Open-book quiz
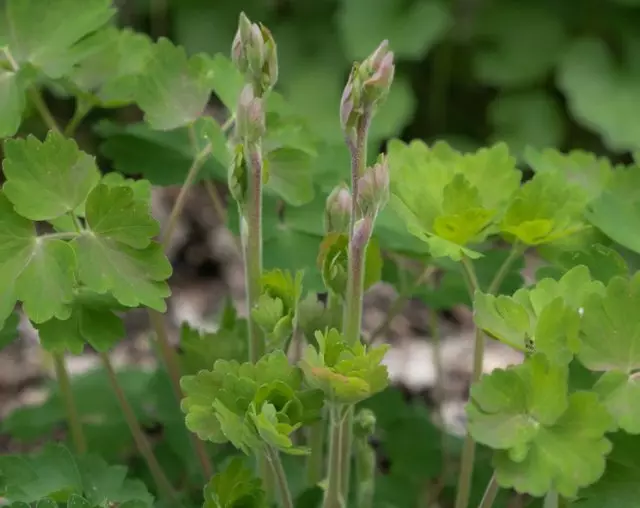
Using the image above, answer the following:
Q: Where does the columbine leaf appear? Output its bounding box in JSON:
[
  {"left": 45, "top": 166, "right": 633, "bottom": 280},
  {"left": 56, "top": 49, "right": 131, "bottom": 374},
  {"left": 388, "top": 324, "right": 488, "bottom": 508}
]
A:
[
  {"left": 0, "top": 311, "right": 19, "bottom": 350},
  {"left": 5, "top": 0, "right": 115, "bottom": 78},
  {"left": 388, "top": 139, "right": 520, "bottom": 260},
  {"left": 500, "top": 171, "right": 588, "bottom": 246},
  {"left": 578, "top": 273, "right": 640, "bottom": 433},
  {"left": 203, "top": 456, "right": 266, "bottom": 508},
  {"left": 467, "top": 354, "right": 613, "bottom": 497},
  {"left": 263, "top": 148, "right": 315, "bottom": 206},
  {"left": 0, "top": 443, "right": 82, "bottom": 503},
  {"left": 134, "top": 37, "right": 215, "bottom": 130},
  {"left": 0, "top": 68, "right": 26, "bottom": 138},
  {"left": 0, "top": 193, "right": 76, "bottom": 324},
  {"left": 2, "top": 132, "right": 101, "bottom": 221},
  {"left": 300, "top": 328, "right": 390, "bottom": 405},
  {"left": 71, "top": 184, "right": 171, "bottom": 311},
  {"left": 181, "top": 351, "right": 324, "bottom": 455}
]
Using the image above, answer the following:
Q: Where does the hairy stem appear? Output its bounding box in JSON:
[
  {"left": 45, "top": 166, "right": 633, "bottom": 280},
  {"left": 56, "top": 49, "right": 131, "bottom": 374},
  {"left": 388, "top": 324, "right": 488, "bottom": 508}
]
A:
[
  {"left": 478, "top": 474, "right": 499, "bottom": 508},
  {"left": 325, "top": 406, "right": 347, "bottom": 508},
  {"left": 266, "top": 447, "right": 294, "bottom": 508},
  {"left": 455, "top": 257, "right": 482, "bottom": 508},
  {"left": 53, "top": 353, "right": 86, "bottom": 455},
  {"left": 99, "top": 352, "right": 178, "bottom": 503}
]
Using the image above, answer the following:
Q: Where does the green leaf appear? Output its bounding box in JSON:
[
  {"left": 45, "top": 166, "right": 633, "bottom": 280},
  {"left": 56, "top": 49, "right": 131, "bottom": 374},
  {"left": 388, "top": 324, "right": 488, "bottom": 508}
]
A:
[
  {"left": 388, "top": 139, "right": 520, "bottom": 260},
  {"left": 472, "top": 3, "right": 566, "bottom": 87},
  {"left": 264, "top": 148, "right": 315, "bottom": 206},
  {"left": 299, "top": 328, "right": 390, "bottom": 404},
  {"left": 134, "top": 37, "right": 215, "bottom": 130},
  {"left": 2, "top": 132, "right": 101, "bottom": 221},
  {"left": 0, "top": 443, "right": 82, "bottom": 503},
  {"left": 203, "top": 456, "right": 267, "bottom": 507},
  {"left": 66, "top": 495, "right": 91, "bottom": 508},
  {"left": 501, "top": 171, "right": 588, "bottom": 245},
  {"left": 338, "top": 0, "right": 452, "bottom": 60},
  {"left": 578, "top": 273, "right": 640, "bottom": 432},
  {"left": 0, "top": 193, "right": 76, "bottom": 324},
  {"left": 5, "top": 0, "right": 115, "bottom": 78},
  {"left": 0, "top": 68, "right": 26, "bottom": 138},
  {"left": 69, "top": 27, "right": 154, "bottom": 107},
  {"left": 467, "top": 354, "right": 613, "bottom": 497},
  {"left": 0, "top": 311, "right": 19, "bottom": 350},
  {"left": 558, "top": 36, "right": 640, "bottom": 152},
  {"left": 524, "top": 147, "right": 613, "bottom": 204},
  {"left": 586, "top": 165, "right": 640, "bottom": 255},
  {"left": 181, "top": 350, "right": 323, "bottom": 455},
  {"left": 488, "top": 91, "right": 563, "bottom": 158}
]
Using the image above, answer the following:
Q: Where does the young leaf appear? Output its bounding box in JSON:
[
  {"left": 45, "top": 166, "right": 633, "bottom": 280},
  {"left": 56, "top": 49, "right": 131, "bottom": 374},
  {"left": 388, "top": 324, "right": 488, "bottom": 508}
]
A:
[
  {"left": 203, "top": 456, "right": 267, "bottom": 507},
  {"left": 0, "top": 192, "right": 76, "bottom": 324},
  {"left": 578, "top": 273, "right": 640, "bottom": 433},
  {"left": 467, "top": 354, "right": 613, "bottom": 497},
  {"left": 501, "top": 171, "right": 588, "bottom": 246},
  {"left": 181, "top": 350, "right": 324, "bottom": 455},
  {"left": 299, "top": 328, "right": 390, "bottom": 404},
  {"left": 134, "top": 37, "right": 215, "bottom": 130},
  {"left": 71, "top": 184, "right": 172, "bottom": 312},
  {"left": 2, "top": 132, "right": 101, "bottom": 221},
  {"left": 5, "top": 0, "right": 115, "bottom": 78},
  {"left": 388, "top": 139, "right": 520, "bottom": 260}
]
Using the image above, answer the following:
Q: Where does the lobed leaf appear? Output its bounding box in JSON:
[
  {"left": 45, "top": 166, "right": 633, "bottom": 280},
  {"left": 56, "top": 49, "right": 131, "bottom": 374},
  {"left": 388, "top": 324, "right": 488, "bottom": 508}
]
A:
[{"left": 203, "top": 456, "right": 267, "bottom": 507}]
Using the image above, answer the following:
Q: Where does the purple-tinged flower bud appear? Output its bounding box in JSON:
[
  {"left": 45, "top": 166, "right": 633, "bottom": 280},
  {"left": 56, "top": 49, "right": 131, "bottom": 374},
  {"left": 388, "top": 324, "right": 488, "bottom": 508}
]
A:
[
  {"left": 325, "top": 184, "right": 352, "bottom": 234},
  {"left": 246, "top": 24, "right": 265, "bottom": 79},
  {"left": 236, "top": 84, "right": 265, "bottom": 142},
  {"left": 359, "top": 40, "right": 395, "bottom": 106},
  {"left": 352, "top": 216, "right": 373, "bottom": 252},
  {"left": 357, "top": 154, "right": 389, "bottom": 218},
  {"left": 231, "top": 31, "right": 248, "bottom": 74}
]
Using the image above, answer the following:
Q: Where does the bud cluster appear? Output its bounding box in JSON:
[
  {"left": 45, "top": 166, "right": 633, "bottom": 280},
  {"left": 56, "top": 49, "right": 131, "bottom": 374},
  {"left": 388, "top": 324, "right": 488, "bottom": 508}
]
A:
[
  {"left": 232, "top": 12, "right": 278, "bottom": 96},
  {"left": 324, "top": 183, "right": 352, "bottom": 235},
  {"left": 357, "top": 154, "right": 390, "bottom": 220},
  {"left": 236, "top": 84, "right": 265, "bottom": 143}
]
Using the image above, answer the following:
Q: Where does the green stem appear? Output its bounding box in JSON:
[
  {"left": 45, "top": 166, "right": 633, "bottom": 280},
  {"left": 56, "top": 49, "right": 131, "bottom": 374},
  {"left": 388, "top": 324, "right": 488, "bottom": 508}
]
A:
[
  {"left": 543, "top": 489, "right": 559, "bottom": 508},
  {"left": 28, "top": 87, "right": 60, "bottom": 133},
  {"left": 99, "top": 352, "right": 179, "bottom": 503},
  {"left": 455, "top": 257, "right": 482, "bottom": 508},
  {"left": 325, "top": 406, "right": 347, "bottom": 508},
  {"left": 487, "top": 243, "right": 523, "bottom": 295},
  {"left": 53, "top": 353, "right": 86, "bottom": 455},
  {"left": 306, "top": 416, "right": 327, "bottom": 487},
  {"left": 42, "top": 231, "right": 80, "bottom": 241},
  {"left": 477, "top": 474, "right": 499, "bottom": 508},
  {"left": 64, "top": 102, "right": 91, "bottom": 138},
  {"left": 266, "top": 447, "right": 294, "bottom": 508}
]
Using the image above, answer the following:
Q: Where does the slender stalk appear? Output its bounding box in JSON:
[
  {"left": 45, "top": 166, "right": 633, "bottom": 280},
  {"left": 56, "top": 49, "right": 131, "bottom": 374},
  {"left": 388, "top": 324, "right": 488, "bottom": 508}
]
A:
[
  {"left": 543, "top": 489, "right": 558, "bottom": 508},
  {"left": 487, "top": 243, "right": 523, "bottom": 295},
  {"left": 325, "top": 406, "right": 346, "bottom": 508},
  {"left": 455, "top": 257, "right": 482, "bottom": 508},
  {"left": 266, "top": 446, "right": 294, "bottom": 508},
  {"left": 477, "top": 474, "right": 499, "bottom": 508},
  {"left": 64, "top": 102, "right": 90, "bottom": 138},
  {"left": 42, "top": 231, "right": 80, "bottom": 241},
  {"left": 29, "top": 87, "right": 60, "bottom": 133},
  {"left": 53, "top": 354, "right": 86, "bottom": 455},
  {"left": 99, "top": 352, "right": 178, "bottom": 503},
  {"left": 306, "top": 413, "right": 327, "bottom": 486}
]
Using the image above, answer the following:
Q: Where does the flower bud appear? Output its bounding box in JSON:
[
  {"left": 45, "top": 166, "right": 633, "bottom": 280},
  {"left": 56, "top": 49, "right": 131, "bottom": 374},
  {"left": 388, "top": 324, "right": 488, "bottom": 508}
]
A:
[
  {"left": 260, "top": 24, "right": 279, "bottom": 92},
  {"left": 359, "top": 40, "right": 395, "bottom": 107},
  {"left": 352, "top": 216, "right": 373, "bottom": 251},
  {"left": 231, "top": 31, "right": 248, "bottom": 74},
  {"left": 357, "top": 154, "right": 389, "bottom": 218},
  {"left": 325, "top": 184, "right": 352, "bottom": 234},
  {"left": 228, "top": 143, "right": 248, "bottom": 206},
  {"left": 354, "top": 408, "right": 376, "bottom": 438},
  {"left": 236, "top": 84, "right": 265, "bottom": 142}
]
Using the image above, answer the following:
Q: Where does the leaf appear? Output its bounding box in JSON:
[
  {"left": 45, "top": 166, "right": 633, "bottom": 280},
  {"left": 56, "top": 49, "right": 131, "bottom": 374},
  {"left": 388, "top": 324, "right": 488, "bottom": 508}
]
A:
[
  {"left": 0, "top": 311, "right": 19, "bottom": 350},
  {"left": 0, "top": 443, "right": 82, "bottom": 503},
  {"left": 263, "top": 148, "right": 315, "bottom": 206},
  {"left": 388, "top": 139, "right": 521, "bottom": 260},
  {"left": 558, "top": 36, "right": 640, "bottom": 152},
  {"left": 5, "top": 0, "right": 115, "bottom": 78},
  {"left": 203, "top": 456, "right": 267, "bottom": 507},
  {"left": 578, "top": 273, "right": 640, "bottom": 432},
  {"left": 134, "top": 37, "right": 215, "bottom": 130},
  {"left": 501, "top": 171, "right": 589, "bottom": 245},
  {"left": 299, "top": 328, "right": 390, "bottom": 404},
  {"left": 181, "top": 351, "right": 323, "bottom": 455},
  {"left": 69, "top": 27, "right": 154, "bottom": 107},
  {"left": 586, "top": 165, "right": 640, "bottom": 255},
  {"left": 488, "top": 91, "right": 563, "bottom": 158},
  {"left": 0, "top": 68, "right": 26, "bottom": 138},
  {"left": 338, "top": 0, "right": 452, "bottom": 60},
  {"left": 2, "top": 132, "right": 101, "bottom": 221},
  {"left": 472, "top": 3, "right": 566, "bottom": 87},
  {"left": 467, "top": 354, "right": 613, "bottom": 497},
  {"left": 0, "top": 193, "right": 76, "bottom": 324}
]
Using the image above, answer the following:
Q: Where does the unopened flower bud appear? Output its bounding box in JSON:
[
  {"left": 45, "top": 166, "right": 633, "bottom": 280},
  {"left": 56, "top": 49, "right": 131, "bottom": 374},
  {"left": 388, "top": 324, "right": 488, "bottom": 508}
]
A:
[
  {"left": 325, "top": 184, "right": 352, "bottom": 234},
  {"left": 354, "top": 408, "right": 376, "bottom": 438},
  {"left": 236, "top": 84, "right": 265, "bottom": 142},
  {"left": 231, "top": 31, "right": 248, "bottom": 74},
  {"left": 352, "top": 216, "right": 373, "bottom": 251},
  {"left": 360, "top": 40, "right": 395, "bottom": 107},
  {"left": 260, "top": 24, "right": 279, "bottom": 92},
  {"left": 357, "top": 154, "right": 389, "bottom": 218},
  {"left": 228, "top": 143, "right": 248, "bottom": 205}
]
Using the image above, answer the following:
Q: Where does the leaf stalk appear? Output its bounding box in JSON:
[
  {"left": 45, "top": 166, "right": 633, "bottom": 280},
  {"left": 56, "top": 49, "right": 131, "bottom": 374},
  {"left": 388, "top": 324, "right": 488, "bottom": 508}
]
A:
[{"left": 52, "top": 353, "right": 87, "bottom": 455}]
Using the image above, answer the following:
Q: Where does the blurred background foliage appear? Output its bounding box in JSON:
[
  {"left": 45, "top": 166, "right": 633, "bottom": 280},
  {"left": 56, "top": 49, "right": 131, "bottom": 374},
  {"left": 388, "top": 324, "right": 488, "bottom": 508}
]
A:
[{"left": 120, "top": 0, "right": 640, "bottom": 163}]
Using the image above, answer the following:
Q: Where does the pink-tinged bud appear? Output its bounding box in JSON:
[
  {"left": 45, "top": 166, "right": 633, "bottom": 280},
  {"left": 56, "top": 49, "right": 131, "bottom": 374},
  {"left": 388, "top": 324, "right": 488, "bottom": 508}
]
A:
[
  {"left": 231, "top": 31, "right": 248, "bottom": 74},
  {"left": 363, "top": 51, "right": 395, "bottom": 100},
  {"left": 352, "top": 216, "right": 373, "bottom": 251},
  {"left": 325, "top": 184, "right": 352, "bottom": 234},
  {"left": 365, "top": 40, "right": 390, "bottom": 73},
  {"left": 246, "top": 24, "right": 265, "bottom": 78},
  {"left": 260, "top": 24, "right": 279, "bottom": 92},
  {"left": 236, "top": 84, "right": 265, "bottom": 142},
  {"left": 357, "top": 154, "right": 389, "bottom": 218}
]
